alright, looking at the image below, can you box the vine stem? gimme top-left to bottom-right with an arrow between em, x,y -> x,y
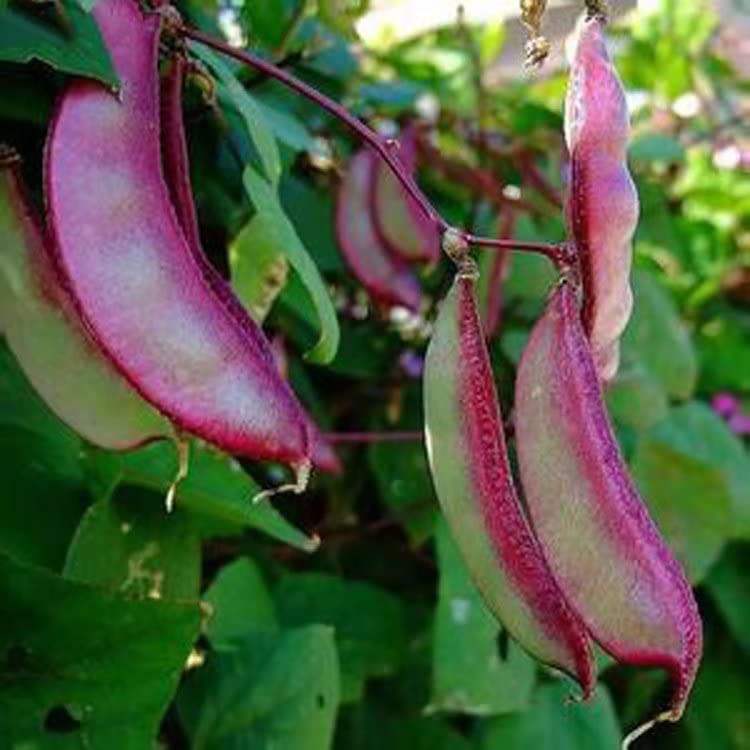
324,431 -> 423,444
177,24 -> 566,267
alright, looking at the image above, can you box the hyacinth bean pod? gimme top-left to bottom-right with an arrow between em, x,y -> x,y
515,281 -> 701,721
335,148 -> 421,311
371,125 -> 440,265
565,18 -> 639,381
0,150 -> 168,449
46,0 -> 312,473
160,55 -> 340,475
423,266 -> 594,695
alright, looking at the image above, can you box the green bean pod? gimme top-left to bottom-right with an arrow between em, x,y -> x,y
423,264 -> 594,695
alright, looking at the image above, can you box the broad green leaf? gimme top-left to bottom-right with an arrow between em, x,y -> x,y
607,359 -> 670,432
336,704 -> 473,750
637,402 -> 750,539
679,627 -> 750,750
369,439 -> 436,546
0,347 -> 88,569
429,521 -> 536,715
275,573 -> 406,702
629,133 -> 686,163
230,212 -> 290,322
697,311 -> 750,393
205,558 -> 279,646
178,625 -> 340,750
243,167 -> 340,363
0,552 -> 200,748
632,405 -> 739,583
63,485 -> 201,601
84,441 -> 319,552
621,269 -> 698,400
0,425 -> 88,570
478,682 -> 621,750
192,43 -> 282,186
705,543 -> 750,654
242,0 -> 293,48
0,2 -> 117,88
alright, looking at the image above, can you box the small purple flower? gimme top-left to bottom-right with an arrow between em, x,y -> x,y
728,412 -> 750,436
712,392 -> 740,419
399,349 -> 424,379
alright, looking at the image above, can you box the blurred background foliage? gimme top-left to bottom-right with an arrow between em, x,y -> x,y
0,0 -> 748,747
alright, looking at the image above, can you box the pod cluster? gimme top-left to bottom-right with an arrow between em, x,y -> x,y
335,125 -> 440,311
0,0 -> 339,480
423,17 -> 701,738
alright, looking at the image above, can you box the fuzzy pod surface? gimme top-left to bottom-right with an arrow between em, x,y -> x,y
335,148 -> 421,311
46,0 -> 312,468
159,55 -> 339,475
565,18 -> 639,381
515,281 -> 701,719
0,153 -> 168,449
370,126 -> 440,265
423,267 -> 594,695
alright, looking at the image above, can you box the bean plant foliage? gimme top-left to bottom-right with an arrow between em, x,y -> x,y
0,0 -> 748,748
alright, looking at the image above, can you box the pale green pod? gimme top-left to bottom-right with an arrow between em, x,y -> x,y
423,266 -> 594,695
0,152 -> 169,449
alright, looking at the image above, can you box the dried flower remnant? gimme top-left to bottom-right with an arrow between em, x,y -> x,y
520,0 -> 551,67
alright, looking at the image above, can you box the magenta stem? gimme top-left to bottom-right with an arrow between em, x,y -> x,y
178,25 -> 565,266
324,431 -> 423,444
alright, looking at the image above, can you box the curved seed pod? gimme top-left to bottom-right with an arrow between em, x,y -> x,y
160,55 -> 339,475
371,126 -> 440,264
46,0 -> 310,471
335,148 -> 421,311
565,18 -> 639,381
0,150 -> 168,449
423,265 -> 594,695
515,281 -> 701,723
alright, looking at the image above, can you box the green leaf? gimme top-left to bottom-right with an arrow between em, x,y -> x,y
243,167 -> 340,363
0,552 -> 200,748
192,43 -> 282,186
638,402 -> 750,539
0,347 -> 89,569
275,573 -> 406,702
629,133 -> 686,163
369,439 -> 436,546
621,269 -> 698,400
705,543 -> 750,654
607,359 -> 670,432
84,441 -> 319,552
631,403 -> 742,583
178,625 -> 340,750
204,558 -> 279,646
0,2 -> 117,88
230,212 -> 290,322
478,682 -> 621,750
63,485 -> 201,601
242,0 -> 294,48
337,704 -> 473,750
429,520 -> 536,715
679,626 -> 750,750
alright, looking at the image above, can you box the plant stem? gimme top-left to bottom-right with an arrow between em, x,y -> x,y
178,24 -> 565,266
324,431 -> 423,444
